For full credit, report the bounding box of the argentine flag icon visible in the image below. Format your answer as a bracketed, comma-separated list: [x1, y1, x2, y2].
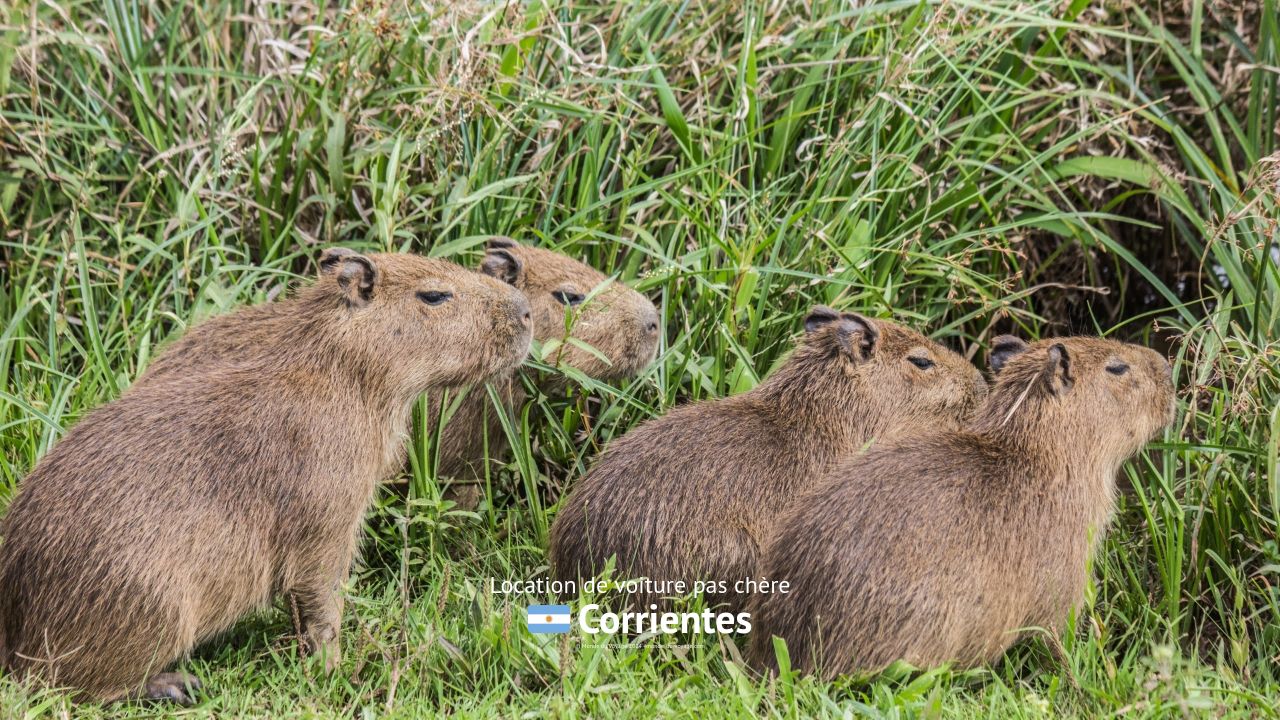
[527, 604, 572, 633]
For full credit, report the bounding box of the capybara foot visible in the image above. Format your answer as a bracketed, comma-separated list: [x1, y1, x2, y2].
[315, 639, 341, 674]
[443, 481, 482, 511]
[304, 626, 342, 673]
[1042, 633, 1081, 691]
[142, 672, 202, 705]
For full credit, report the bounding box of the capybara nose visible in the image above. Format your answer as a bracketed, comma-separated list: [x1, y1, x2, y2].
[641, 307, 660, 336]
[514, 296, 532, 329]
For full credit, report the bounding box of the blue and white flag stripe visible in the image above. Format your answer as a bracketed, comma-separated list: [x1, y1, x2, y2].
[527, 604, 572, 633]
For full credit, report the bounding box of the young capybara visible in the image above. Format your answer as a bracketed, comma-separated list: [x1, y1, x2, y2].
[746, 336, 1175, 678]
[549, 306, 988, 610]
[431, 237, 661, 505]
[0, 249, 532, 703]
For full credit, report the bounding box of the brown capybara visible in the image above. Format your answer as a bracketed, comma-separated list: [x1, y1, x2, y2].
[0, 249, 532, 704]
[431, 237, 661, 506]
[747, 336, 1176, 678]
[548, 306, 988, 611]
[139, 237, 662, 509]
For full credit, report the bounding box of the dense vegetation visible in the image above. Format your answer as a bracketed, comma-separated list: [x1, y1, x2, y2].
[1, 0, 1277, 716]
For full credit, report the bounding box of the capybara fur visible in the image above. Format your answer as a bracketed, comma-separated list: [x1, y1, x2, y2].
[747, 336, 1175, 678]
[0, 249, 532, 703]
[430, 238, 661, 506]
[549, 307, 987, 611]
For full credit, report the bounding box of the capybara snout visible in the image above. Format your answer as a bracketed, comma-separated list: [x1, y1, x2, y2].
[477, 274, 534, 374]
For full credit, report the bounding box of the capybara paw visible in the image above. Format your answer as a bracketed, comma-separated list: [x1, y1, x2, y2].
[322, 643, 342, 674]
[303, 627, 342, 673]
[442, 482, 482, 511]
[315, 637, 342, 673]
[142, 671, 202, 705]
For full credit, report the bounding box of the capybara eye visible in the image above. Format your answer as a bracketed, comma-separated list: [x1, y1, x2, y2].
[908, 356, 935, 370]
[417, 290, 452, 305]
[1106, 361, 1130, 376]
[553, 290, 585, 306]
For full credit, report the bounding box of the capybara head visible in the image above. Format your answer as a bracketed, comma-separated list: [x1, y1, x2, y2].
[477, 237, 660, 380]
[794, 306, 988, 431]
[316, 248, 532, 392]
[983, 335, 1176, 456]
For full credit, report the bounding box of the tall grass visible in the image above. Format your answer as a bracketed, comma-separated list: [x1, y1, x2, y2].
[1, 0, 1277, 716]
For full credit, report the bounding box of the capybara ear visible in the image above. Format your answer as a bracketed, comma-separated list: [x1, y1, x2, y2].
[1041, 342, 1074, 395]
[481, 248, 523, 286]
[487, 235, 519, 250]
[803, 306, 841, 333]
[836, 312, 879, 362]
[319, 247, 377, 307]
[989, 335, 1029, 374]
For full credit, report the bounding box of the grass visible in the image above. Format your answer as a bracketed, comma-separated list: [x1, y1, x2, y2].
[1, 0, 1278, 716]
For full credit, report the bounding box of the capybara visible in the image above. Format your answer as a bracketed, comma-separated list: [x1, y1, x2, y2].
[140, 238, 661, 509]
[0, 249, 532, 703]
[549, 306, 988, 610]
[747, 336, 1175, 678]
[431, 237, 661, 506]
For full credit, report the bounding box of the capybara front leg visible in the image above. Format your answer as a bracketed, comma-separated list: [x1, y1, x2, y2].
[292, 574, 345, 673]
[443, 478, 483, 510]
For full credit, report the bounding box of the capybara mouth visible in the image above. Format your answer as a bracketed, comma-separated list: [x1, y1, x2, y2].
[505, 331, 533, 372]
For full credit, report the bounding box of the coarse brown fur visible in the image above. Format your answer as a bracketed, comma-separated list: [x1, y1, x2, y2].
[0, 250, 532, 703]
[746, 337, 1176, 679]
[430, 238, 661, 505]
[548, 307, 988, 611]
